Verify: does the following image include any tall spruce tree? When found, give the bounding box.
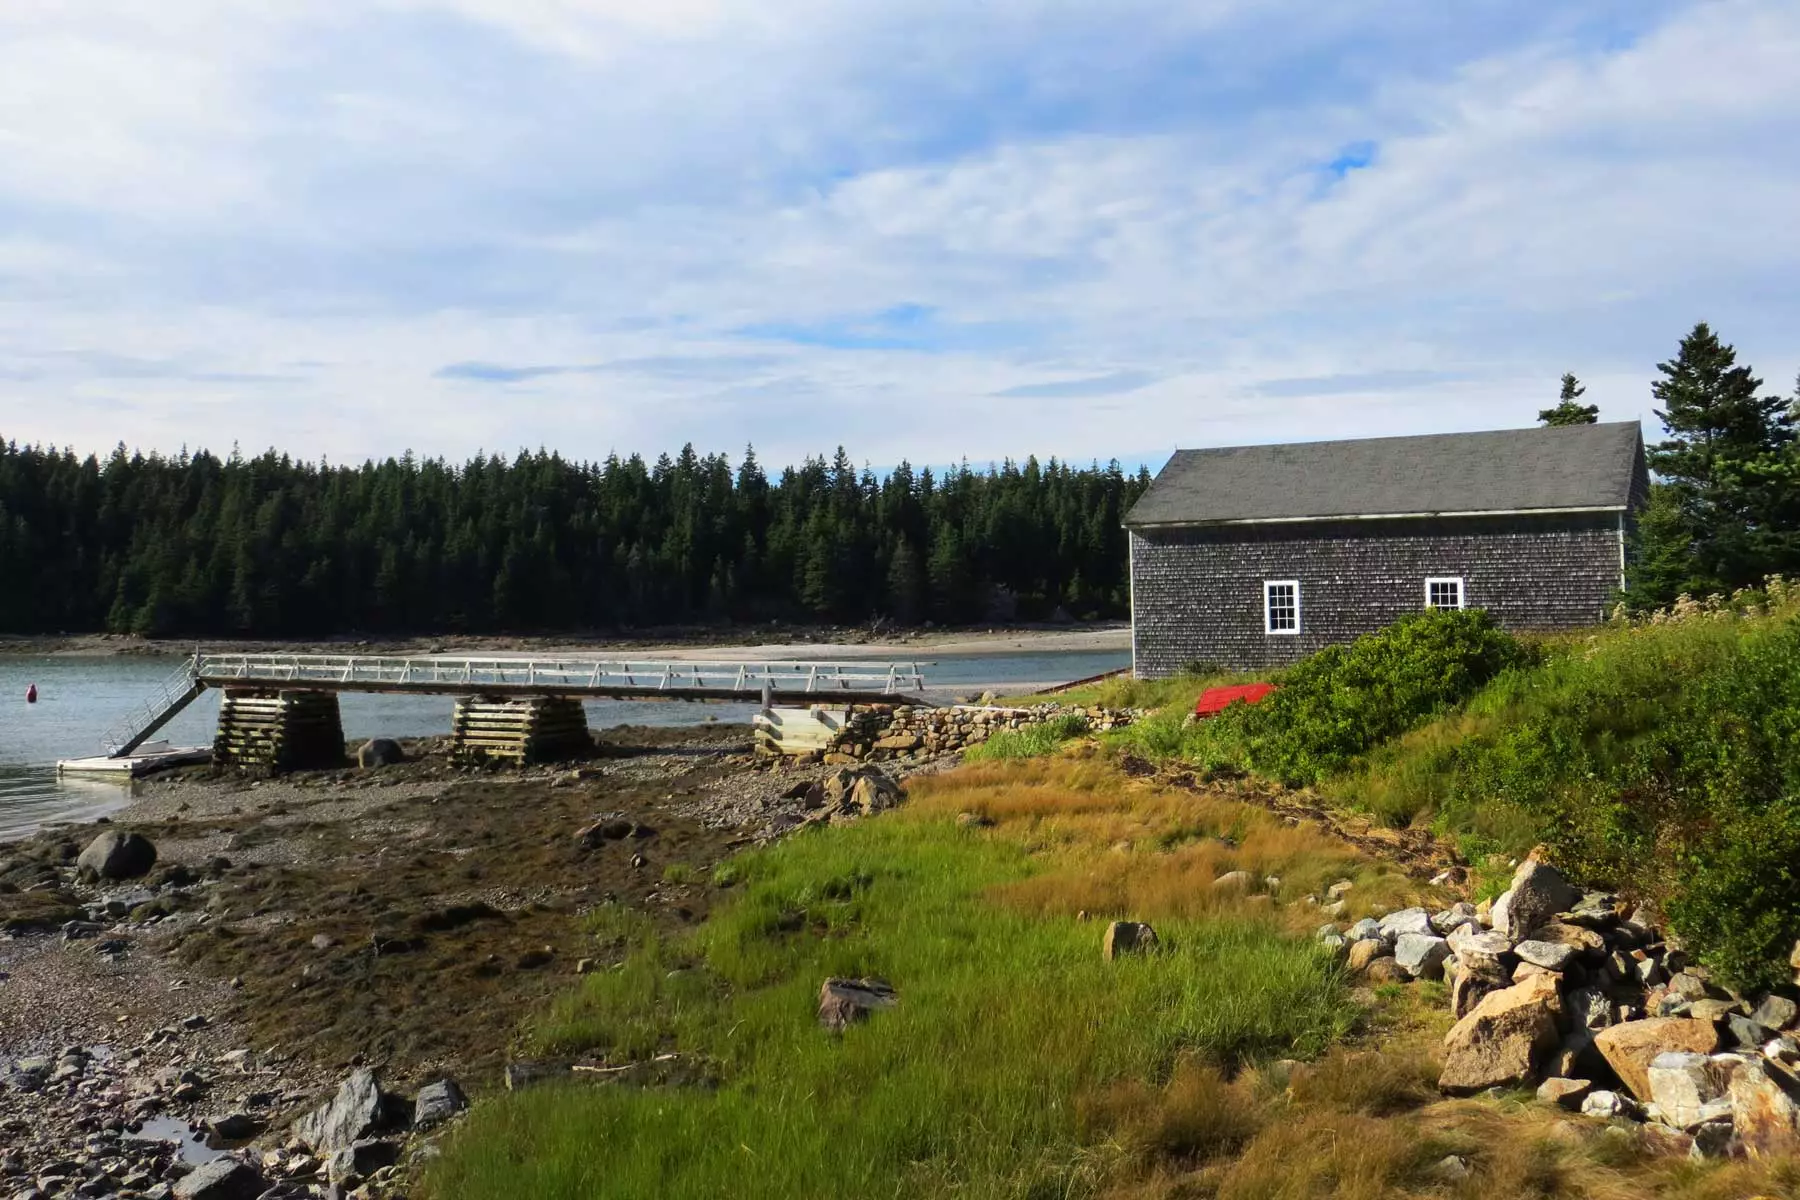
[1539,373,1599,426]
[1630,322,1798,602]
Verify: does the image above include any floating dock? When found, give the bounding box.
[58,740,213,778]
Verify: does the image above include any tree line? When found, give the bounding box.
[1542,322,1800,606]
[0,441,1150,637]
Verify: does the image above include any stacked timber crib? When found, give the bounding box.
[451,696,591,765]
[755,703,1143,763]
[214,690,346,771]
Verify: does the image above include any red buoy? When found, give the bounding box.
[25,683,37,703]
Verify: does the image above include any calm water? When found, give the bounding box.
[0,648,1127,840]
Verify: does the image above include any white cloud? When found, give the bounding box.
[0,0,1797,470]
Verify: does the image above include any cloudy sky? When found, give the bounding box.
[2,0,1797,471]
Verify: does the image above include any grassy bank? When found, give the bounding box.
[1110,587,1800,989]
[424,758,1389,1198]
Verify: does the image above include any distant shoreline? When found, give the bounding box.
[0,623,1132,661]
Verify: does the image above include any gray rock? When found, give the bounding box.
[412,1079,467,1129]
[1431,905,1478,936]
[1727,1015,1777,1050]
[171,1158,264,1200]
[1645,1052,1734,1129]
[1378,907,1433,939]
[1753,995,1799,1032]
[202,1113,260,1141]
[357,738,405,768]
[1581,1090,1641,1119]
[1103,921,1158,961]
[1448,926,1514,981]
[1567,986,1617,1032]
[327,1139,398,1185]
[292,1069,399,1154]
[1394,933,1451,981]
[1346,917,1383,943]
[1491,860,1580,940]
[1689,1118,1736,1160]
[1514,940,1576,972]
[818,977,897,1033]
[76,831,157,882]
[1212,870,1255,890]
[1538,1076,1592,1110]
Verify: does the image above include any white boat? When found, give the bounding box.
[56,740,213,778]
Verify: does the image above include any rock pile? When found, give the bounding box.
[1317,855,1800,1159]
[787,767,906,826]
[781,703,1142,765]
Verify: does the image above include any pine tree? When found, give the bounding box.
[1630,323,1799,602]
[1539,373,1599,426]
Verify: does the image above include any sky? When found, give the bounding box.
[2,0,1798,473]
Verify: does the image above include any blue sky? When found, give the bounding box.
[1,0,1797,471]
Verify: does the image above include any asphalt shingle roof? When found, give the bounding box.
[1122,422,1645,527]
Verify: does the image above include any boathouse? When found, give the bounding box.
[1122,422,1649,676]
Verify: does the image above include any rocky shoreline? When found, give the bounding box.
[1,727,950,1198]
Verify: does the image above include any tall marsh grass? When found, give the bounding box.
[424,761,1358,1199]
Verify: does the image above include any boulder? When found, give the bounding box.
[1431,903,1479,936]
[202,1112,260,1141]
[1728,1015,1778,1050]
[1645,1052,1735,1129]
[1364,956,1408,985]
[1580,1090,1641,1120]
[292,1068,401,1153]
[356,738,405,768]
[1527,921,1608,956]
[1491,859,1580,940]
[818,977,897,1033]
[1448,926,1514,981]
[1514,940,1577,972]
[1566,986,1618,1032]
[1394,933,1451,981]
[1347,939,1387,974]
[1378,908,1434,939]
[412,1079,468,1129]
[1538,1077,1593,1110]
[1103,921,1158,961]
[1752,995,1799,1032]
[328,1139,400,1185]
[76,831,157,881]
[1439,972,1563,1094]
[171,1158,265,1200]
[1731,1057,1800,1158]
[1212,870,1255,891]
[1450,964,1501,1019]
[1595,1019,1721,1101]
[1346,917,1383,943]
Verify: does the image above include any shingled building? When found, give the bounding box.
[1123,422,1649,676]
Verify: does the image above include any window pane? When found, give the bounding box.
[1266,582,1298,631]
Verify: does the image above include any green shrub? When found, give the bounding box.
[964,713,1089,761]
[1194,609,1531,786]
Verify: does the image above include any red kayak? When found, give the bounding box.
[1193,682,1275,718]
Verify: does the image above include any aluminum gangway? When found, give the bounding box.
[101,652,932,757]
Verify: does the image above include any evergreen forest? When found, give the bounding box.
[0,442,1149,637]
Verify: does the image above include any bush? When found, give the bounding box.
[1195,609,1531,786]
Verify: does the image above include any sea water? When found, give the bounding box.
[0,648,1127,840]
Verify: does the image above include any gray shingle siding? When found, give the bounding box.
[1129,513,1625,676]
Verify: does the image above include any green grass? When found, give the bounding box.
[424,766,1353,1200]
[962,712,1089,761]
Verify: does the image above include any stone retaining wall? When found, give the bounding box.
[783,702,1142,764]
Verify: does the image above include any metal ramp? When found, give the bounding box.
[102,657,206,757]
[100,652,932,758]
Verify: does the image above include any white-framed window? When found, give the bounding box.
[1264,580,1300,635]
[1425,576,1465,611]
